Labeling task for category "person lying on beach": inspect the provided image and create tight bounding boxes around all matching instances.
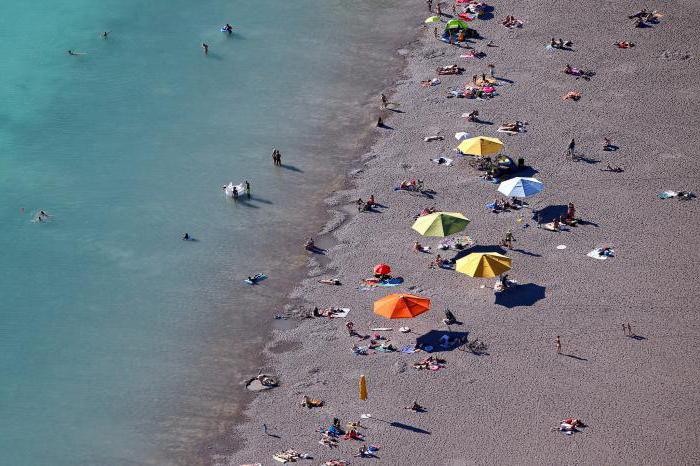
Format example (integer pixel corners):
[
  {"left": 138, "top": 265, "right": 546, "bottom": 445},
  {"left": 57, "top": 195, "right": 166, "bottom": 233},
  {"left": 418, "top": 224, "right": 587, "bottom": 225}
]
[
  {"left": 404, "top": 400, "right": 426, "bottom": 412},
  {"left": 413, "top": 241, "right": 430, "bottom": 253},
  {"left": 498, "top": 121, "right": 525, "bottom": 133},
  {"left": 548, "top": 38, "right": 573, "bottom": 49},
  {"left": 318, "top": 278, "right": 342, "bottom": 285},
  {"left": 421, "top": 78, "right": 441, "bottom": 87},
  {"left": 502, "top": 15, "right": 523, "bottom": 28},
  {"left": 343, "top": 429, "right": 364, "bottom": 441},
  {"left": 352, "top": 343, "right": 369, "bottom": 355},
  {"left": 302, "top": 396, "right": 324, "bottom": 408},
  {"left": 563, "top": 91, "right": 582, "bottom": 101},
  {"left": 543, "top": 218, "right": 561, "bottom": 231},
  {"left": 319, "top": 433, "right": 339, "bottom": 448},
  {"left": 629, "top": 9, "right": 648, "bottom": 19},
  {"left": 419, "top": 207, "right": 437, "bottom": 217},
  {"left": 443, "top": 308, "right": 458, "bottom": 325},
  {"left": 603, "top": 164, "right": 624, "bottom": 172},
  {"left": 615, "top": 41, "right": 635, "bottom": 48},
  {"left": 413, "top": 355, "right": 447, "bottom": 370},
  {"left": 437, "top": 65, "right": 465, "bottom": 75}
]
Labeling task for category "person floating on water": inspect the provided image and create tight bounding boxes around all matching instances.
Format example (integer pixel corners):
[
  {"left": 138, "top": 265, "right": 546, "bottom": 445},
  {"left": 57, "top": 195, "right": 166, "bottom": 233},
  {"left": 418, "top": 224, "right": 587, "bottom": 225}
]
[
  {"left": 67, "top": 50, "right": 86, "bottom": 56},
  {"left": 202, "top": 43, "right": 209, "bottom": 55}
]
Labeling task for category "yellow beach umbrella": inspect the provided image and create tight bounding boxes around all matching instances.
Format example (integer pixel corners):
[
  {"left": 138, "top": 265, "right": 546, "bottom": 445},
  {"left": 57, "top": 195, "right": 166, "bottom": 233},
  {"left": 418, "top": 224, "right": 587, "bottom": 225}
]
[
  {"left": 457, "top": 136, "right": 504, "bottom": 156},
  {"left": 359, "top": 375, "right": 368, "bottom": 400},
  {"left": 456, "top": 252, "right": 512, "bottom": 278},
  {"left": 411, "top": 212, "right": 470, "bottom": 237}
]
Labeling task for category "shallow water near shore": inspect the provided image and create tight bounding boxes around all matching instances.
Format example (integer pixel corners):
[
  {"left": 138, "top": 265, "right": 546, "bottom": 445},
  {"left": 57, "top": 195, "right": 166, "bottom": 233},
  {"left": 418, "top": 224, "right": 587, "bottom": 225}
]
[{"left": 0, "top": 1, "right": 420, "bottom": 464}]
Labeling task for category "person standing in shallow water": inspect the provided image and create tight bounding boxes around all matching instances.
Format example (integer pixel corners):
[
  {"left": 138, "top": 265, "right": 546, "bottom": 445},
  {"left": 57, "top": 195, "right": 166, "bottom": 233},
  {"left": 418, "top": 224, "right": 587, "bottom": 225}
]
[
  {"left": 202, "top": 43, "right": 209, "bottom": 55},
  {"left": 244, "top": 180, "right": 251, "bottom": 199}
]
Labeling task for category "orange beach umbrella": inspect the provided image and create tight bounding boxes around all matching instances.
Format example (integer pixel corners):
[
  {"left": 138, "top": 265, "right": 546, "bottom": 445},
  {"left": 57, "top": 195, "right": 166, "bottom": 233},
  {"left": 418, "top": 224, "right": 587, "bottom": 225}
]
[{"left": 373, "top": 293, "right": 431, "bottom": 319}]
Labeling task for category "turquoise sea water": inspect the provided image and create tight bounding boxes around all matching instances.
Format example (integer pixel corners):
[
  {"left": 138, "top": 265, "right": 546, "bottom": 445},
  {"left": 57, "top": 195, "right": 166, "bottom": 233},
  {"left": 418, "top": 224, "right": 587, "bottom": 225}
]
[{"left": 0, "top": 1, "right": 418, "bottom": 464}]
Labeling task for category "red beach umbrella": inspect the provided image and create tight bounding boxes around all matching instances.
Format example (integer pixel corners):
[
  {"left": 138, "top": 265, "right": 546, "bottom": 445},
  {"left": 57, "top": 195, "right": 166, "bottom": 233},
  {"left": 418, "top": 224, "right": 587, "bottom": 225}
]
[{"left": 373, "top": 263, "right": 391, "bottom": 275}]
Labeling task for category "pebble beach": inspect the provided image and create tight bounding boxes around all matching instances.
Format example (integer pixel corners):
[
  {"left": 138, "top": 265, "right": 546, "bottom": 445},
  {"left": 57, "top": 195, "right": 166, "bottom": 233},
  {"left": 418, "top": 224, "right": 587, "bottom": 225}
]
[{"left": 217, "top": 1, "right": 700, "bottom": 464}]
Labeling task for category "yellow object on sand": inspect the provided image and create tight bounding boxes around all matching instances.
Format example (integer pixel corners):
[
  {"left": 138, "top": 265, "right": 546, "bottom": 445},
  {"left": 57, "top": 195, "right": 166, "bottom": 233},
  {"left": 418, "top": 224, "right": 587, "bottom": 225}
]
[
  {"left": 457, "top": 136, "right": 504, "bottom": 156},
  {"left": 456, "top": 252, "right": 512, "bottom": 278},
  {"left": 359, "top": 375, "right": 368, "bottom": 401},
  {"left": 411, "top": 212, "right": 470, "bottom": 237}
]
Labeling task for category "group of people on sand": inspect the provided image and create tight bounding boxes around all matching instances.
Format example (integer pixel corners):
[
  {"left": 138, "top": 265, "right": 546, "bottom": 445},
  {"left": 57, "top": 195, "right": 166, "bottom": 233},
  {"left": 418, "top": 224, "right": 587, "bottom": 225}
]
[{"left": 356, "top": 195, "right": 378, "bottom": 212}]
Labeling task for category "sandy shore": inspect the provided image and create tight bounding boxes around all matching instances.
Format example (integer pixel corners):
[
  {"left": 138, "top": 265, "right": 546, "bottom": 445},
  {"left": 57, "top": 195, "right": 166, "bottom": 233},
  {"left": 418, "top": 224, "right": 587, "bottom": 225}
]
[{"left": 218, "top": 1, "right": 700, "bottom": 464}]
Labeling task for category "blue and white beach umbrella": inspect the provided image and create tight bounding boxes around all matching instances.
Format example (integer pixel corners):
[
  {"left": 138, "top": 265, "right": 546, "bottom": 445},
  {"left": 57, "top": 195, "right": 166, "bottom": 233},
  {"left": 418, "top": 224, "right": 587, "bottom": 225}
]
[{"left": 497, "top": 177, "right": 544, "bottom": 198}]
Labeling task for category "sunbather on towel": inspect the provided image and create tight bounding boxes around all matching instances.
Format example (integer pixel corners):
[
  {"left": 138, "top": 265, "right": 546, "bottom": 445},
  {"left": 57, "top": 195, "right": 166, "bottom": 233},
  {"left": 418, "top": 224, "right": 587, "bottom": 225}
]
[{"left": 302, "top": 396, "right": 324, "bottom": 408}]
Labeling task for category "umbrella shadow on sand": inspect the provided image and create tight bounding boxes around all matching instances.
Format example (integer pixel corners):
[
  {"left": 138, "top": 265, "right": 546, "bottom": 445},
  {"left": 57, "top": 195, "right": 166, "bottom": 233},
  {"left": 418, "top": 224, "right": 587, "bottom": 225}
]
[
  {"left": 533, "top": 204, "right": 567, "bottom": 222},
  {"left": 416, "top": 330, "right": 469, "bottom": 352},
  {"left": 494, "top": 283, "right": 546, "bottom": 308}
]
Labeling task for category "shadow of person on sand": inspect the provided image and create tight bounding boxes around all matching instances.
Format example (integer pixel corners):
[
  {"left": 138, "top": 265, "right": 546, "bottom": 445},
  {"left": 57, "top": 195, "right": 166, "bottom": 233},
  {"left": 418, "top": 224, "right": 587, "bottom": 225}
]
[
  {"left": 280, "top": 163, "right": 303, "bottom": 173},
  {"left": 494, "top": 283, "right": 546, "bottom": 308},
  {"left": 307, "top": 246, "right": 326, "bottom": 255},
  {"left": 388, "top": 422, "right": 431, "bottom": 435},
  {"left": 511, "top": 248, "right": 541, "bottom": 257},
  {"left": 562, "top": 353, "right": 588, "bottom": 361}
]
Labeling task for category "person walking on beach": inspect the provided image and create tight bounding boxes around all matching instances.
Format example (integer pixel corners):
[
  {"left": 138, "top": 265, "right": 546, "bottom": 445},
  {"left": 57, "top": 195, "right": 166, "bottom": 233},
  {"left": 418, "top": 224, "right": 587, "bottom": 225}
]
[
  {"left": 436, "top": 2, "right": 442, "bottom": 16},
  {"left": 503, "top": 229, "right": 514, "bottom": 249},
  {"left": 556, "top": 336, "right": 562, "bottom": 354},
  {"left": 488, "top": 64, "right": 495, "bottom": 77},
  {"left": 566, "top": 138, "right": 576, "bottom": 158},
  {"left": 244, "top": 180, "right": 251, "bottom": 199},
  {"left": 433, "top": 27, "right": 438, "bottom": 39},
  {"left": 427, "top": 0, "right": 433, "bottom": 12},
  {"left": 202, "top": 43, "right": 209, "bottom": 55},
  {"left": 346, "top": 321, "right": 356, "bottom": 336},
  {"left": 381, "top": 93, "right": 388, "bottom": 109}
]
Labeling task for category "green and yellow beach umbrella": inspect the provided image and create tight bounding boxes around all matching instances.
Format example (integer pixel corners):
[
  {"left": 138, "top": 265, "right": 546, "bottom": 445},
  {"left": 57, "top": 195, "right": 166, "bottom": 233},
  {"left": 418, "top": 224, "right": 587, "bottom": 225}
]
[
  {"left": 456, "top": 252, "right": 512, "bottom": 278},
  {"left": 457, "top": 136, "right": 504, "bottom": 156},
  {"left": 424, "top": 15, "right": 441, "bottom": 23},
  {"left": 445, "top": 19, "right": 470, "bottom": 30},
  {"left": 412, "top": 212, "right": 470, "bottom": 237}
]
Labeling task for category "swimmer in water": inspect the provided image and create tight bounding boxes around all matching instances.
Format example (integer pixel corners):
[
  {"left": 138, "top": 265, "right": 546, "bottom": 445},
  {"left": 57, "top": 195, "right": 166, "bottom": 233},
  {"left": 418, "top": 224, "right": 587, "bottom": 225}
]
[
  {"left": 67, "top": 50, "right": 86, "bottom": 56},
  {"left": 182, "top": 233, "right": 190, "bottom": 240},
  {"left": 202, "top": 43, "right": 209, "bottom": 55},
  {"left": 101, "top": 31, "right": 110, "bottom": 39},
  {"left": 224, "top": 23, "right": 233, "bottom": 33}
]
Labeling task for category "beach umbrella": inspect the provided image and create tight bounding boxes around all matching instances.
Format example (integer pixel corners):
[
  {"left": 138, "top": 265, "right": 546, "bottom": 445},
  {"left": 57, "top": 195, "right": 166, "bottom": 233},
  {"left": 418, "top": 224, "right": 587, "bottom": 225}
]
[
  {"left": 412, "top": 212, "right": 470, "bottom": 237},
  {"left": 445, "top": 19, "right": 470, "bottom": 30},
  {"left": 359, "top": 375, "right": 368, "bottom": 401},
  {"left": 497, "top": 177, "right": 544, "bottom": 198},
  {"left": 373, "top": 263, "right": 391, "bottom": 275},
  {"left": 457, "top": 136, "right": 503, "bottom": 156},
  {"left": 373, "top": 293, "right": 431, "bottom": 319},
  {"left": 456, "top": 252, "right": 512, "bottom": 278},
  {"left": 424, "top": 15, "right": 441, "bottom": 23}
]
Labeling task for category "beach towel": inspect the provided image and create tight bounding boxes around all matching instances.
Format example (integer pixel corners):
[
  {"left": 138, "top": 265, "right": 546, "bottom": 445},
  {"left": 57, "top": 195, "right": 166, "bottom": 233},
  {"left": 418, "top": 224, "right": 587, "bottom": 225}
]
[
  {"left": 659, "top": 191, "right": 677, "bottom": 199},
  {"left": 431, "top": 157, "right": 454, "bottom": 166},
  {"left": 400, "top": 345, "right": 417, "bottom": 354},
  {"left": 378, "top": 277, "right": 404, "bottom": 287},
  {"left": 332, "top": 308, "right": 350, "bottom": 318},
  {"left": 587, "top": 249, "right": 614, "bottom": 260}
]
